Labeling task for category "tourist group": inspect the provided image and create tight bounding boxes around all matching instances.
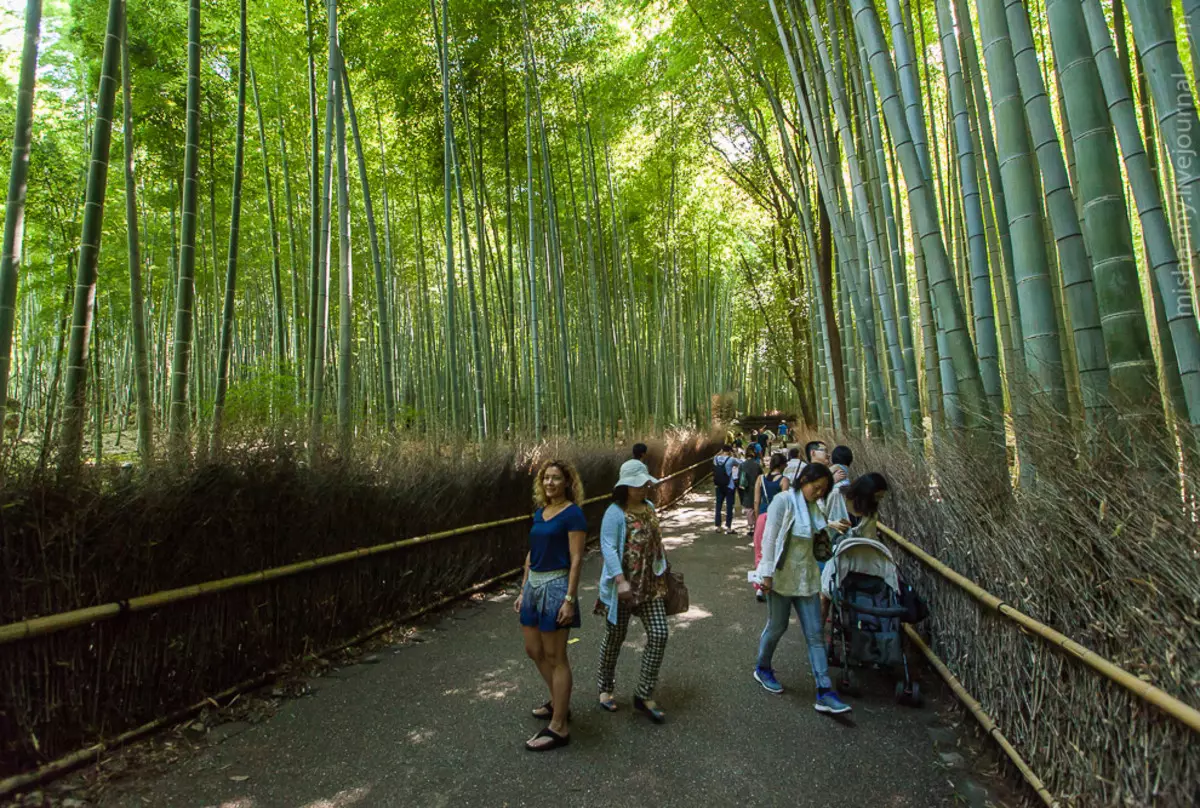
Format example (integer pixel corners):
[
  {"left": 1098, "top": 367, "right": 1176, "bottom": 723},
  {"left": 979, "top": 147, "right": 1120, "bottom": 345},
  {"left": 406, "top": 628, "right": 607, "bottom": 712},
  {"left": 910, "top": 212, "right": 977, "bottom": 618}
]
[{"left": 514, "top": 432, "right": 890, "bottom": 752}]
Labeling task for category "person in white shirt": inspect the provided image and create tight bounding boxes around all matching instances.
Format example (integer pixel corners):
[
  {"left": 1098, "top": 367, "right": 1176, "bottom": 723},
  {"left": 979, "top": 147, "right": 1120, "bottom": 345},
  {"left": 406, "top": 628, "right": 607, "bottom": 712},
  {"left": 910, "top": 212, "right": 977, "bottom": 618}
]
[{"left": 751, "top": 463, "right": 851, "bottom": 714}]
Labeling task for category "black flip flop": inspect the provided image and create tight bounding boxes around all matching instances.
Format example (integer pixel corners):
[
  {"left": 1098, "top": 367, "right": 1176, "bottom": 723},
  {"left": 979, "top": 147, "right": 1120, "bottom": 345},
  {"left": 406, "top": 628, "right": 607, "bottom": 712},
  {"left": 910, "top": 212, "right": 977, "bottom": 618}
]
[
  {"left": 531, "top": 701, "right": 572, "bottom": 720},
  {"left": 598, "top": 696, "right": 618, "bottom": 712},
  {"left": 525, "top": 727, "right": 571, "bottom": 751},
  {"left": 634, "top": 696, "right": 666, "bottom": 724}
]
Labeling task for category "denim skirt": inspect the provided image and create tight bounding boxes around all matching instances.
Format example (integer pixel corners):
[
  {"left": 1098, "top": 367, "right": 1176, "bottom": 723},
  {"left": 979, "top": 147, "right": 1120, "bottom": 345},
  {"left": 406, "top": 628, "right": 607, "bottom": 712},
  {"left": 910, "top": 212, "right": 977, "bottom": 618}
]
[{"left": 519, "top": 571, "right": 580, "bottom": 633}]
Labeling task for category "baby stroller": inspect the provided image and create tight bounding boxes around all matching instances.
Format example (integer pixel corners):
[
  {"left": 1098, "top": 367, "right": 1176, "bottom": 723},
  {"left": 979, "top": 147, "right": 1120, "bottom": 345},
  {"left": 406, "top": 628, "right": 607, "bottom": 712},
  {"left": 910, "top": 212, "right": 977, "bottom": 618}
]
[{"left": 822, "top": 537, "right": 926, "bottom": 707}]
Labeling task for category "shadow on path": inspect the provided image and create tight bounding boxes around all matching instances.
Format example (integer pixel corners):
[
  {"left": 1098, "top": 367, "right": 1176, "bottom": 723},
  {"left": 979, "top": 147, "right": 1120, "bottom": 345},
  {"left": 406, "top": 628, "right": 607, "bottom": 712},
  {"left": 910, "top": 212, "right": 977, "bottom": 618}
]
[{"left": 100, "top": 490, "right": 952, "bottom": 808}]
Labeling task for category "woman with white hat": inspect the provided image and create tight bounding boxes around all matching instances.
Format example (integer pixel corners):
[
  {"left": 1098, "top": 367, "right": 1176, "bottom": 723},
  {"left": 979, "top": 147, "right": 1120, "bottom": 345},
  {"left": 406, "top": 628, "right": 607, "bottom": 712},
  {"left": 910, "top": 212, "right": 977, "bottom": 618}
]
[{"left": 594, "top": 459, "right": 670, "bottom": 723}]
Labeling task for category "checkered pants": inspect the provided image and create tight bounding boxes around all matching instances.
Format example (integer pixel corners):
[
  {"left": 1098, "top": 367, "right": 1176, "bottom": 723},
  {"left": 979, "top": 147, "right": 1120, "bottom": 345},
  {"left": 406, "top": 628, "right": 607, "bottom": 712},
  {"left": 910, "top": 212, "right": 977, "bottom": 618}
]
[{"left": 596, "top": 597, "right": 669, "bottom": 699}]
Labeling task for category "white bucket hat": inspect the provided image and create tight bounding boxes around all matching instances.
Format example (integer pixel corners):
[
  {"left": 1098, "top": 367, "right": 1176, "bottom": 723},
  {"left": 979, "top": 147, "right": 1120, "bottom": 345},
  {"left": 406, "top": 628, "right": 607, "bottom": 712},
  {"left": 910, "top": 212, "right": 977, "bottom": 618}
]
[{"left": 616, "top": 458, "right": 660, "bottom": 488}]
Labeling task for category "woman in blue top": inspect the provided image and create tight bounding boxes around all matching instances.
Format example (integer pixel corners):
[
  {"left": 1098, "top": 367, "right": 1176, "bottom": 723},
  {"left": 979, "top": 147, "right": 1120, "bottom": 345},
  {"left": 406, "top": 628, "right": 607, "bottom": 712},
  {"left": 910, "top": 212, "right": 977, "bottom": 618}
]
[
  {"left": 594, "top": 460, "right": 670, "bottom": 723},
  {"left": 514, "top": 459, "right": 587, "bottom": 751}
]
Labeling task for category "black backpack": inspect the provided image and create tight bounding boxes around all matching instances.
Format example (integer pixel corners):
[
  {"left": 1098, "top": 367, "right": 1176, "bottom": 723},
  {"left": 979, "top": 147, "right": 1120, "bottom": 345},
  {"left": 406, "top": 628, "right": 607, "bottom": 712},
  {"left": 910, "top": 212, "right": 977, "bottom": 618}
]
[{"left": 712, "top": 456, "right": 732, "bottom": 488}]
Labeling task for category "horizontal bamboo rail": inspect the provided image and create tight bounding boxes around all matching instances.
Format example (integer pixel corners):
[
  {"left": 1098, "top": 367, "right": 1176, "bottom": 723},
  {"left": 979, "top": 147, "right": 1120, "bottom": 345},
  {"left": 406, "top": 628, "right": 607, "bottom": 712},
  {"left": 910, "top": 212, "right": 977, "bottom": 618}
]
[
  {"left": 0, "top": 456, "right": 715, "bottom": 646},
  {"left": 903, "top": 624, "right": 1058, "bottom": 807},
  {"left": 0, "top": 461, "right": 714, "bottom": 798},
  {"left": 879, "top": 523, "right": 1200, "bottom": 735}
]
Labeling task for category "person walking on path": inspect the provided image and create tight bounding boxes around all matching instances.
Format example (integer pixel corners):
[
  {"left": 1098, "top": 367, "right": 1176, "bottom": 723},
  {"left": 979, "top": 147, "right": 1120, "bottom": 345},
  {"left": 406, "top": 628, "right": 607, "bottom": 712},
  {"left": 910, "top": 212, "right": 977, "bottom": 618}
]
[
  {"left": 822, "top": 445, "right": 855, "bottom": 529},
  {"left": 739, "top": 447, "right": 763, "bottom": 536},
  {"left": 515, "top": 460, "right": 587, "bottom": 751},
  {"left": 595, "top": 461, "right": 670, "bottom": 723},
  {"left": 712, "top": 445, "right": 738, "bottom": 533},
  {"left": 752, "top": 463, "right": 852, "bottom": 714},
  {"left": 751, "top": 453, "right": 788, "bottom": 601},
  {"left": 757, "top": 429, "right": 771, "bottom": 456},
  {"left": 783, "top": 447, "right": 802, "bottom": 485}
]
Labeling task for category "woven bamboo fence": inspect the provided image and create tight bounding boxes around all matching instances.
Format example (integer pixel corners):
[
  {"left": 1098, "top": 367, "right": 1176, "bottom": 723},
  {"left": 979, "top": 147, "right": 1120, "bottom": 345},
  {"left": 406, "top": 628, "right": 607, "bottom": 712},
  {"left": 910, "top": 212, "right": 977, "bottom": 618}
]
[{"left": 0, "top": 433, "right": 716, "bottom": 776}]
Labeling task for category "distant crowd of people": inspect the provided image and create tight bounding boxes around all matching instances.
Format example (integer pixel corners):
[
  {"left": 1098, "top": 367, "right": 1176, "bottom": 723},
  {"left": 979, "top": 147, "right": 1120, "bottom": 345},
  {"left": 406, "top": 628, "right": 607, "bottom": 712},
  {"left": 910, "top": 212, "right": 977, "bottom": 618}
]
[{"left": 512, "top": 431, "right": 889, "bottom": 751}]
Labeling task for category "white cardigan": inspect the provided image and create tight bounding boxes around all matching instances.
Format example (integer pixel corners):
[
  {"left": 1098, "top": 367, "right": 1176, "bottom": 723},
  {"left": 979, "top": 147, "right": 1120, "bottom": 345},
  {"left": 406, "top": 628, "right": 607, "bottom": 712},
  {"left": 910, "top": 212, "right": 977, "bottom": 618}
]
[{"left": 755, "top": 488, "right": 827, "bottom": 581}]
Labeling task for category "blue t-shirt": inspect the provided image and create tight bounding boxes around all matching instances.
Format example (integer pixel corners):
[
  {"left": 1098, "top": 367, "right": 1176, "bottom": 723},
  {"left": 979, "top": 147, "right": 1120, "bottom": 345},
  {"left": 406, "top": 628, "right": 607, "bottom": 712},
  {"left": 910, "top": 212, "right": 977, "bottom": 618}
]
[{"left": 529, "top": 502, "right": 588, "bottom": 572}]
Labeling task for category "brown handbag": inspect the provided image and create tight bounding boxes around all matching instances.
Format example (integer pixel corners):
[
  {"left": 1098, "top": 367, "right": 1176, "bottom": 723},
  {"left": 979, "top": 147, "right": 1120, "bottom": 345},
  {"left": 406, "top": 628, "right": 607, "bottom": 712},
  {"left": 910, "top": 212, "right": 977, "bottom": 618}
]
[{"left": 664, "top": 567, "right": 689, "bottom": 616}]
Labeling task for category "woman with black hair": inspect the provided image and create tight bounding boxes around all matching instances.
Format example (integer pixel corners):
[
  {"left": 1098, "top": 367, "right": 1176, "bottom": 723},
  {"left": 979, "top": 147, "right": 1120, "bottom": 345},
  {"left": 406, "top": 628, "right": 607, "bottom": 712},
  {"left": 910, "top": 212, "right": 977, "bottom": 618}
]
[
  {"left": 595, "top": 461, "right": 670, "bottom": 723},
  {"left": 752, "top": 463, "right": 851, "bottom": 714},
  {"left": 843, "top": 472, "right": 889, "bottom": 538}
]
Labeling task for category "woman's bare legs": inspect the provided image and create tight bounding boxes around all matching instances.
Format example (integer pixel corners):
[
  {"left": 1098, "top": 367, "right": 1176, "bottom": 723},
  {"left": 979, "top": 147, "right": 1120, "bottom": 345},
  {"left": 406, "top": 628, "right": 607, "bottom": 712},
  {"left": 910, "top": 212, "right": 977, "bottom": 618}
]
[{"left": 526, "top": 627, "right": 571, "bottom": 748}]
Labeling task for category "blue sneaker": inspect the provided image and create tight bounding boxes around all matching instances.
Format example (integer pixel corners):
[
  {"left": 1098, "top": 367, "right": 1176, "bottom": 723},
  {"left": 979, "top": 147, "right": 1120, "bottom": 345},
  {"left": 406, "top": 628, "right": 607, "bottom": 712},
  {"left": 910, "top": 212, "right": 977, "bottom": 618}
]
[
  {"left": 753, "top": 667, "right": 784, "bottom": 694},
  {"left": 814, "top": 690, "right": 852, "bottom": 714}
]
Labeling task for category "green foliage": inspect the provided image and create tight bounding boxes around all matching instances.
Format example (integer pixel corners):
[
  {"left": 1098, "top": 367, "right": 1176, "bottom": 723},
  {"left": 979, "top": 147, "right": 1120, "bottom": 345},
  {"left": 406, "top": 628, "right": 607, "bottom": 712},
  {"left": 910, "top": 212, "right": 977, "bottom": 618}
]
[{"left": 221, "top": 364, "right": 302, "bottom": 428}]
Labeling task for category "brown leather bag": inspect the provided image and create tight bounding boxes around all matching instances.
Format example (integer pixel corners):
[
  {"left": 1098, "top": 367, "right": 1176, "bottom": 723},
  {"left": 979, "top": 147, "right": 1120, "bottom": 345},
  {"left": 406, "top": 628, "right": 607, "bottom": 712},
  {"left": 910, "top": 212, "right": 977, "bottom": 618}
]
[{"left": 664, "top": 567, "right": 689, "bottom": 616}]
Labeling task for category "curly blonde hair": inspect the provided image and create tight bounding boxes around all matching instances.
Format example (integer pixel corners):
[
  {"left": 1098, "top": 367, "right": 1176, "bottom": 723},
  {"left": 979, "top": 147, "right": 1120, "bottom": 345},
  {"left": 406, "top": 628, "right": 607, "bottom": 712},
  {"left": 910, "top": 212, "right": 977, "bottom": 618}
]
[{"left": 532, "top": 459, "right": 585, "bottom": 508}]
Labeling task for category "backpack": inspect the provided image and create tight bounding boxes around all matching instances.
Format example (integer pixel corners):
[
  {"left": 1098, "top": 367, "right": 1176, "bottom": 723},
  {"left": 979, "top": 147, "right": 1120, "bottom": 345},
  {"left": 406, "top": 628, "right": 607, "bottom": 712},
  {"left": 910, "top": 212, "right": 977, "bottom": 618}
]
[
  {"left": 713, "top": 456, "right": 732, "bottom": 488},
  {"left": 738, "top": 459, "right": 757, "bottom": 490}
]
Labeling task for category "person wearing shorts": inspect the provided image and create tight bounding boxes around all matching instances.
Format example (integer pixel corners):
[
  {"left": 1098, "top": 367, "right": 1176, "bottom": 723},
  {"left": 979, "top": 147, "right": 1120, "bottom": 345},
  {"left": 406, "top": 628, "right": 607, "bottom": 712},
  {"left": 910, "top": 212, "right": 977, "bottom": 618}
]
[{"left": 515, "top": 459, "right": 587, "bottom": 751}]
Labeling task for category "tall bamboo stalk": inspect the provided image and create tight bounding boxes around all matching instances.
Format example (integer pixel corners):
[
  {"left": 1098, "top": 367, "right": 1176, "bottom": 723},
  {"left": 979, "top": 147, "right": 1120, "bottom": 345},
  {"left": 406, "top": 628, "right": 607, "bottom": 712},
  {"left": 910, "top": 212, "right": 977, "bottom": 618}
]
[
  {"left": 211, "top": 0, "right": 248, "bottom": 453},
  {"left": 0, "top": 0, "right": 43, "bottom": 440},
  {"left": 168, "top": 0, "right": 201, "bottom": 463},
  {"left": 59, "top": 0, "right": 124, "bottom": 471},
  {"left": 341, "top": 65, "right": 396, "bottom": 431},
  {"left": 121, "top": 12, "right": 151, "bottom": 461}
]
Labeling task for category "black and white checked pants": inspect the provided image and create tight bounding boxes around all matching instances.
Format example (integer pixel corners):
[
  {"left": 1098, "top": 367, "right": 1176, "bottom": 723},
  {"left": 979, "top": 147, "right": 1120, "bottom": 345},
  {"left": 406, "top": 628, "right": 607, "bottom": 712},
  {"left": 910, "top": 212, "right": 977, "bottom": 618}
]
[{"left": 596, "top": 597, "right": 669, "bottom": 699}]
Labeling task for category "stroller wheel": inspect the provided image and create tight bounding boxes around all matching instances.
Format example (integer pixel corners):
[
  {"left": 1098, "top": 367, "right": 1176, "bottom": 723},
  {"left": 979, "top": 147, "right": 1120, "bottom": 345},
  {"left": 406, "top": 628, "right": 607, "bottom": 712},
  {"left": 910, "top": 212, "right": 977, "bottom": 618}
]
[{"left": 895, "top": 680, "right": 923, "bottom": 708}]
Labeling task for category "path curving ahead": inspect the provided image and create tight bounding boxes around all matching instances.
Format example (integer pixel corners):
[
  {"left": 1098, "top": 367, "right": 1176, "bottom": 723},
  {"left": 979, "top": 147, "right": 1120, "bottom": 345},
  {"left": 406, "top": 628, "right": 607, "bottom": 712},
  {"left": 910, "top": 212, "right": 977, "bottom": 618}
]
[{"left": 100, "top": 490, "right": 953, "bottom": 808}]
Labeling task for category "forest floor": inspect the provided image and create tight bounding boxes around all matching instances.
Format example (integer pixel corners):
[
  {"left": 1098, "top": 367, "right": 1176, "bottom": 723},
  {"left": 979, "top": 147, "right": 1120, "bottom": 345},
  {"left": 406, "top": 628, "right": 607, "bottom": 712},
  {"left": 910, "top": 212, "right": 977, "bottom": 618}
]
[{"left": 23, "top": 490, "right": 1017, "bottom": 808}]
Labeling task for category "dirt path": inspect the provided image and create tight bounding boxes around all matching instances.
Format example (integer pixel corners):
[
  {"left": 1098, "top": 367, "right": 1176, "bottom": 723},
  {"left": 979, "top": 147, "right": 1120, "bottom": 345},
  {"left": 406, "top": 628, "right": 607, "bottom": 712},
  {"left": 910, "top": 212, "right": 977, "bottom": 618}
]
[{"left": 96, "top": 490, "right": 958, "bottom": 808}]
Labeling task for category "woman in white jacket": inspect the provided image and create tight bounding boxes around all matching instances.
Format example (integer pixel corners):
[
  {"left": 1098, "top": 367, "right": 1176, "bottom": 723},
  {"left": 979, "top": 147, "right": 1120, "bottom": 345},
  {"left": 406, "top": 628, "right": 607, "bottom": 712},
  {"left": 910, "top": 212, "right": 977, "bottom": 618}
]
[{"left": 752, "top": 463, "right": 851, "bottom": 714}]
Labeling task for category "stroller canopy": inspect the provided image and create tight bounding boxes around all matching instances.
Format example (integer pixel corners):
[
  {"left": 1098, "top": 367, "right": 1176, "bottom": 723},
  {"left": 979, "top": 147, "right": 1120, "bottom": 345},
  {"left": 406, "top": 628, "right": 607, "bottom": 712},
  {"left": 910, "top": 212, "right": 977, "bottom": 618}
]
[{"left": 821, "top": 537, "right": 899, "bottom": 597}]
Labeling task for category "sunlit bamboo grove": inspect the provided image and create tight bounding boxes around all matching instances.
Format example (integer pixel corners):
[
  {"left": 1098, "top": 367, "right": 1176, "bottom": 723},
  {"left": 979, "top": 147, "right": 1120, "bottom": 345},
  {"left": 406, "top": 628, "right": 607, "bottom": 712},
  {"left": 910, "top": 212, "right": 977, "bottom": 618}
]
[{"left": 0, "top": 0, "right": 1198, "bottom": 471}]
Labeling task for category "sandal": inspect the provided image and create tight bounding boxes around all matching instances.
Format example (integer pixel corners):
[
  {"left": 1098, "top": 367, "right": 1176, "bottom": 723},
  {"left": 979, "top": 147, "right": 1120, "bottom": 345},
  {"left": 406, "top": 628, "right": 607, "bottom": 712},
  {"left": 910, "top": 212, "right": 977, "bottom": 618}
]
[
  {"left": 598, "top": 694, "right": 618, "bottom": 712},
  {"left": 634, "top": 695, "right": 666, "bottom": 724},
  {"left": 531, "top": 700, "right": 571, "bottom": 720},
  {"left": 524, "top": 727, "right": 571, "bottom": 752}
]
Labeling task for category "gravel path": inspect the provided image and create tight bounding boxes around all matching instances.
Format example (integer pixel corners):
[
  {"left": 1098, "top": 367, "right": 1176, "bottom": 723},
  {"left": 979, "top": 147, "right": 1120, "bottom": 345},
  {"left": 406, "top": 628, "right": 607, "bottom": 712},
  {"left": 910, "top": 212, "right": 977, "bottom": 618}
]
[{"left": 100, "top": 489, "right": 951, "bottom": 808}]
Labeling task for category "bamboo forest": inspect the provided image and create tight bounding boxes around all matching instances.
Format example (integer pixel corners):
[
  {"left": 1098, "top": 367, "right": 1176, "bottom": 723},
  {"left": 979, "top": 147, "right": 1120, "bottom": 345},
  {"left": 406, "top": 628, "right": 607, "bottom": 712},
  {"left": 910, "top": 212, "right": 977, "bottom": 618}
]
[
  {"left": 1, "top": 0, "right": 1198, "bottom": 805},
  {"left": 1, "top": 0, "right": 1199, "bottom": 459}
]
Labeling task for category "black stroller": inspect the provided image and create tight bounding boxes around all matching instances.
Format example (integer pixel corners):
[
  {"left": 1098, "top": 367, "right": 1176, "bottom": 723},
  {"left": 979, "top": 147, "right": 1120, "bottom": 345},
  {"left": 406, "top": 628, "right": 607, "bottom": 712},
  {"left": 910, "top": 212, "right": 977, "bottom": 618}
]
[{"left": 823, "top": 537, "right": 926, "bottom": 706}]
